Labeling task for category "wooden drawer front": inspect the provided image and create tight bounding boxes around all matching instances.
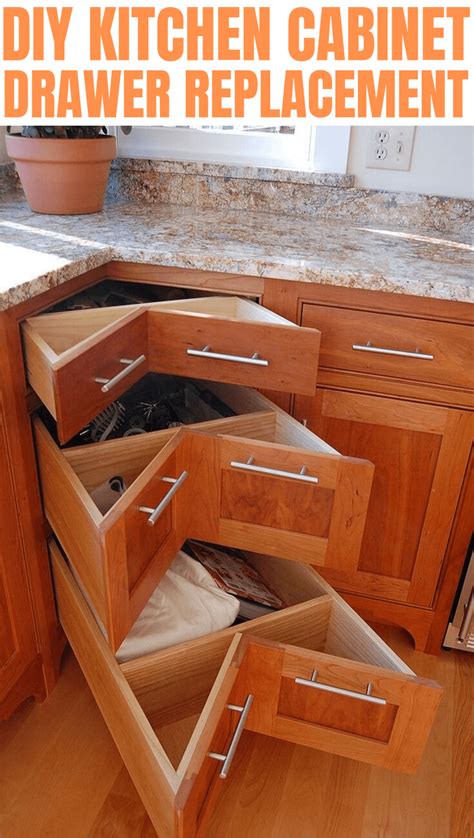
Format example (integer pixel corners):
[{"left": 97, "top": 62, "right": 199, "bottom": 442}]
[
  {"left": 34, "top": 419, "right": 189, "bottom": 651},
  {"left": 23, "top": 307, "right": 149, "bottom": 443},
  {"left": 199, "top": 434, "right": 374, "bottom": 572},
  {"left": 34, "top": 384, "right": 375, "bottom": 652},
  {"left": 52, "top": 543, "right": 441, "bottom": 838},
  {"left": 302, "top": 303, "right": 474, "bottom": 391},
  {"left": 231, "top": 637, "right": 441, "bottom": 773},
  {"left": 22, "top": 297, "right": 321, "bottom": 443},
  {"left": 147, "top": 303, "right": 320, "bottom": 396},
  {"left": 51, "top": 542, "right": 264, "bottom": 838}
]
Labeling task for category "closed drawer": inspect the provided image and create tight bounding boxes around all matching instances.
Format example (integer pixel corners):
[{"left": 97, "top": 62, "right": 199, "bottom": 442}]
[
  {"left": 22, "top": 296, "right": 321, "bottom": 443},
  {"left": 35, "top": 383, "right": 373, "bottom": 651},
  {"left": 302, "top": 303, "right": 474, "bottom": 391},
  {"left": 51, "top": 541, "right": 442, "bottom": 838}
]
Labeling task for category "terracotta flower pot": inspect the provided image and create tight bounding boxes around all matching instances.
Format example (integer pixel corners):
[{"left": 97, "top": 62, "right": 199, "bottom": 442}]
[{"left": 5, "top": 135, "right": 116, "bottom": 215}]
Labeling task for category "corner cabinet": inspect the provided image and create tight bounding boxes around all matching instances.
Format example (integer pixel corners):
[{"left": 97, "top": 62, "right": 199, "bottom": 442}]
[
  {"left": 1, "top": 260, "right": 472, "bottom": 727},
  {"left": 264, "top": 279, "right": 474, "bottom": 653}
]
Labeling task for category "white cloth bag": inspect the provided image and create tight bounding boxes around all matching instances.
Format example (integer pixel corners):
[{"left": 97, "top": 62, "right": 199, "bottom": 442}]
[{"left": 115, "top": 551, "right": 239, "bottom": 663}]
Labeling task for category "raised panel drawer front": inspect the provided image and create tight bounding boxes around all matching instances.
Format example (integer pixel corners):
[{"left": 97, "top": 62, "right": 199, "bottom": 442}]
[
  {"left": 205, "top": 434, "right": 373, "bottom": 569},
  {"left": 301, "top": 303, "right": 474, "bottom": 391},
  {"left": 51, "top": 543, "right": 442, "bottom": 838},
  {"left": 22, "top": 296, "right": 321, "bottom": 442},
  {"left": 34, "top": 384, "right": 373, "bottom": 651}
]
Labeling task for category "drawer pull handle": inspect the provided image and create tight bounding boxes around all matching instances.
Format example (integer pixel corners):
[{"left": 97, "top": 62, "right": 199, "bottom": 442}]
[
  {"left": 95, "top": 355, "right": 146, "bottom": 393},
  {"left": 139, "top": 471, "right": 189, "bottom": 526},
  {"left": 352, "top": 342, "right": 434, "bottom": 361},
  {"left": 209, "top": 694, "right": 254, "bottom": 779},
  {"left": 295, "top": 670, "right": 387, "bottom": 705},
  {"left": 457, "top": 588, "right": 474, "bottom": 643},
  {"left": 231, "top": 456, "right": 319, "bottom": 485},
  {"left": 187, "top": 345, "right": 269, "bottom": 367}
]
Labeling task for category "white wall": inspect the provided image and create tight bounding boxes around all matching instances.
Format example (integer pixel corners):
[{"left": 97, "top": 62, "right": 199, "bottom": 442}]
[{"left": 348, "top": 127, "right": 474, "bottom": 199}]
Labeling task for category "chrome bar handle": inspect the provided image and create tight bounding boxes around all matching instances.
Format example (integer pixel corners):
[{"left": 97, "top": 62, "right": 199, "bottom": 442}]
[
  {"left": 457, "top": 588, "right": 474, "bottom": 643},
  {"left": 187, "top": 345, "right": 269, "bottom": 367},
  {"left": 208, "top": 695, "right": 254, "bottom": 779},
  {"left": 95, "top": 355, "right": 146, "bottom": 393},
  {"left": 295, "top": 670, "right": 387, "bottom": 705},
  {"left": 352, "top": 342, "right": 434, "bottom": 361},
  {"left": 230, "top": 456, "right": 319, "bottom": 485},
  {"left": 139, "top": 471, "right": 189, "bottom": 527}
]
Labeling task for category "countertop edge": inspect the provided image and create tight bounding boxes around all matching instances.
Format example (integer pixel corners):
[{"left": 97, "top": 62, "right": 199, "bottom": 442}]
[{"left": 2, "top": 243, "right": 473, "bottom": 311}]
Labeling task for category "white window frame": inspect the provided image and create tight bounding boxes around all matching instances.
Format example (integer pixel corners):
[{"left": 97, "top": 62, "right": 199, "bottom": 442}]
[{"left": 116, "top": 126, "right": 351, "bottom": 174}]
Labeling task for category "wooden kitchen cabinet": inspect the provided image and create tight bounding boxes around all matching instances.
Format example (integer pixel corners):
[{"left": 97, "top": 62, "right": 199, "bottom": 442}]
[
  {"left": 294, "top": 389, "right": 473, "bottom": 611},
  {"left": 262, "top": 279, "right": 474, "bottom": 652},
  {"left": 0, "top": 308, "right": 64, "bottom": 720},
  {"left": 1, "top": 260, "right": 471, "bottom": 728},
  {"left": 0, "top": 393, "right": 45, "bottom": 717}
]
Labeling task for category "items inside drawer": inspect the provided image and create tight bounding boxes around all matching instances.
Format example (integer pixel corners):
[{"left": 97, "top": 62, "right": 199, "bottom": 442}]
[
  {"left": 115, "top": 548, "right": 414, "bottom": 767},
  {"left": 39, "top": 376, "right": 339, "bottom": 520},
  {"left": 120, "top": 547, "right": 412, "bottom": 675},
  {"left": 40, "top": 374, "right": 238, "bottom": 448},
  {"left": 45, "top": 279, "right": 237, "bottom": 313}
]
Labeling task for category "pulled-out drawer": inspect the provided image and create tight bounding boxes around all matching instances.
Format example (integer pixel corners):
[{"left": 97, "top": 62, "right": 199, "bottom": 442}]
[
  {"left": 22, "top": 297, "right": 321, "bottom": 442},
  {"left": 50, "top": 541, "right": 442, "bottom": 838},
  {"left": 302, "top": 303, "right": 474, "bottom": 391},
  {"left": 34, "top": 384, "right": 373, "bottom": 650}
]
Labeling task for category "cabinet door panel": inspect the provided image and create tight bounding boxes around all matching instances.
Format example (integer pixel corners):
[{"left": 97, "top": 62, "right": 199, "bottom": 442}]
[
  {"left": 0, "top": 403, "right": 38, "bottom": 702},
  {"left": 295, "top": 390, "right": 473, "bottom": 607}
]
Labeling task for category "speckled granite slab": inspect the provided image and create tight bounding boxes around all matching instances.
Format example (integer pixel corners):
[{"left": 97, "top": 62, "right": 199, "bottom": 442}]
[
  {"left": 109, "top": 158, "right": 473, "bottom": 236},
  {"left": 0, "top": 191, "right": 472, "bottom": 311}
]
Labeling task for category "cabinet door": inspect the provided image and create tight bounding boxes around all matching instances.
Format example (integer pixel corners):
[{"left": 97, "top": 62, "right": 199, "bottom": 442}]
[
  {"left": 0, "top": 400, "right": 38, "bottom": 707},
  {"left": 294, "top": 389, "right": 474, "bottom": 607}
]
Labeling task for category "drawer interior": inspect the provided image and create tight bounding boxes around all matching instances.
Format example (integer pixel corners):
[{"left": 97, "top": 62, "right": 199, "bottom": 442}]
[
  {"left": 152, "top": 296, "right": 295, "bottom": 326},
  {"left": 24, "top": 297, "right": 296, "bottom": 360},
  {"left": 45, "top": 278, "right": 253, "bottom": 315},
  {"left": 120, "top": 550, "right": 413, "bottom": 754}
]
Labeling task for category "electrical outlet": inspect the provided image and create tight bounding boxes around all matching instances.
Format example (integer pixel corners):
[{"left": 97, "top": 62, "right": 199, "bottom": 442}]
[{"left": 366, "top": 127, "right": 416, "bottom": 171}]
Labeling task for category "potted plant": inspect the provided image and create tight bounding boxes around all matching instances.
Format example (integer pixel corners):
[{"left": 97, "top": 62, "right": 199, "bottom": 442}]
[{"left": 6, "top": 126, "right": 116, "bottom": 215}]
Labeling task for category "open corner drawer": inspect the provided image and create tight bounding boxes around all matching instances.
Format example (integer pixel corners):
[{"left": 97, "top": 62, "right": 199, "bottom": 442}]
[
  {"left": 50, "top": 539, "right": 442, "bottom": 838},
  {"left": 34, "top": 383, "right": 374, "bottom": 650},
  {"left": 22, "top": 296, "right": 321, "bottom": 443}
]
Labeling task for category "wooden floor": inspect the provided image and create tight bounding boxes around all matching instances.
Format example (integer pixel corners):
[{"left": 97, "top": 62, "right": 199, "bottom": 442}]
[{"left": 0, "top": 626, "right": 472, "bottom": 838}]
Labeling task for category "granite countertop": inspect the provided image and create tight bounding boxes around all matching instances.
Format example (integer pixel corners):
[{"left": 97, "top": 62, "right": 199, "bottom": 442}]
[{"left": 0, "top": 191, "right": 473, "bottom": 311}]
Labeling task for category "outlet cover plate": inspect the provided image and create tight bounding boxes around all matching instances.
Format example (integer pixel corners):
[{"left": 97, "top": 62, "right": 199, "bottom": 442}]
[{"left": 366, "top": 127, "right": 416, "bottom": 171}]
